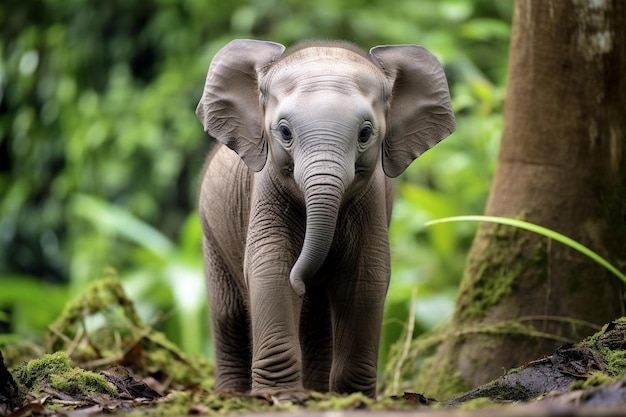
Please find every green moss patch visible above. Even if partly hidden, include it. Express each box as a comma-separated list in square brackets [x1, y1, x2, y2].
[456, 219, 548, 320]
[576, 317, 626, 381]
[14, 352, 116, 397]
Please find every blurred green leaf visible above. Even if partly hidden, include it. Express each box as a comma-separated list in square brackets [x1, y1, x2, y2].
[71, 194, 175, 257]
[460, 18, 511, 41]
[0, 276, 69, 336]
[440, 0, 474, 22]
[397, 183, 458, 257]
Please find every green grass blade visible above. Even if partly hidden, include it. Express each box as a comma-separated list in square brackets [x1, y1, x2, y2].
[425, 215, 626, 285]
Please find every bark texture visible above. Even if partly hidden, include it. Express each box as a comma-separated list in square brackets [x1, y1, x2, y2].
[418, 0, 626, 398]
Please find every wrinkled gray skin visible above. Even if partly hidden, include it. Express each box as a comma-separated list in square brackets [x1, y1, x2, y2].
[196, 39, 455, 399]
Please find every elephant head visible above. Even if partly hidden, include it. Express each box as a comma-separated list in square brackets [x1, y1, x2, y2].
[196, 39, 455, 296]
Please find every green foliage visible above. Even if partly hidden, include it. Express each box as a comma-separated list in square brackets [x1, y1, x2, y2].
[0, 277, 68, 337]
[0, 0, 511, 367]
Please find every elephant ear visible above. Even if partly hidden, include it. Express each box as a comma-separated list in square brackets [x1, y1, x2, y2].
[370, 45, 456, 178]
[196, 39, 285, 172]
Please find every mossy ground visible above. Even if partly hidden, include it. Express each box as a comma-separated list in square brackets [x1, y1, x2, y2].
[148, 390, 423, 416]
[3, 277, 625, 416]
[384, 312, 626, 404]
[2, 277, 427, 415]
[13, 351, 117, 398]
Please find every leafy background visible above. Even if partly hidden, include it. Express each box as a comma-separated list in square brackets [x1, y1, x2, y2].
[0, 0, 511, 370]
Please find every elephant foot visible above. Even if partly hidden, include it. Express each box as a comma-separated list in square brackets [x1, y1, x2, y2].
[254, 389, 310, 405]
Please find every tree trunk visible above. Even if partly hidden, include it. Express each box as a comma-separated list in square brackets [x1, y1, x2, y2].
[417, 0, 626, 399]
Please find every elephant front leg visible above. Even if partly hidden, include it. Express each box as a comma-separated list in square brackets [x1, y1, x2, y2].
[247, 250, 306, 398]
[329, 260, 390, 397]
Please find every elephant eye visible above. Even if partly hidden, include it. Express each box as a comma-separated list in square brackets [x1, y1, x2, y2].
[358, 124, 373, 144]
[278, 125, 293, 143]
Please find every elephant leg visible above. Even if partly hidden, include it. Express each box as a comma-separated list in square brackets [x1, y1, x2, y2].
[203, 236, 251, 393]
[329, 267, 389, 398]
[248, 272, 304, 396]
[300, 284, 332, 392]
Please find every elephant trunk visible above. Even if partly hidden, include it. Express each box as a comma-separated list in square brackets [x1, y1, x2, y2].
[290, 162, 353, 297]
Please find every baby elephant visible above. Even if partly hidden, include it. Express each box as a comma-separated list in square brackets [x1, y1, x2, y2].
[196, 39, 455, 399]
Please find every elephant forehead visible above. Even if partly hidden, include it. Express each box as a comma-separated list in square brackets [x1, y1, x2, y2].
[264, 47, 389, 98]
[289, 91, 375, 121]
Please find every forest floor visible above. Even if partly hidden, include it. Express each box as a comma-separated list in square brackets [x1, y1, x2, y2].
[1, 278, 625, 417]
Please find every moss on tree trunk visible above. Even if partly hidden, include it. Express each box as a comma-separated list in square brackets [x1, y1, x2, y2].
[415, 0, 626, 400]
